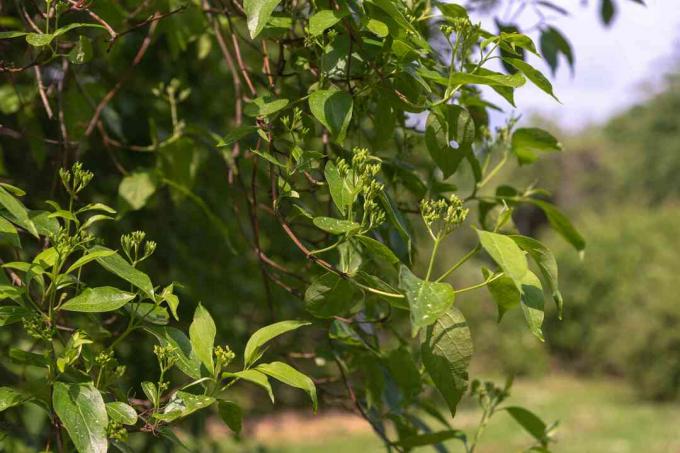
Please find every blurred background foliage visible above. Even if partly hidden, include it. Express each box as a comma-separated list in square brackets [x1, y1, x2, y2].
[464, 70, 680, 402]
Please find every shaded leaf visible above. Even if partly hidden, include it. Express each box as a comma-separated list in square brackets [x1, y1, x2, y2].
[305, 272, 360, 318]
[421, 308, 472, 417]
[218, 400, 243, 433]
[511, 128, 562, 165]
[309, 89, 353, 143]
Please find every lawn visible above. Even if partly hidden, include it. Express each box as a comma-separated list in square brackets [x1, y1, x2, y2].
[242, 374, 680, 453]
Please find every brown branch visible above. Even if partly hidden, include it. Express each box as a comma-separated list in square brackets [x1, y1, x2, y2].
[33, 66, 53, 119]
[66, 0, 117, 40]
[84, 16, 159, 137]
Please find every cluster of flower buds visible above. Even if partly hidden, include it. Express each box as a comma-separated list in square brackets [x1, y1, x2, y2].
[441, 17, 480, 62]
[59, 162, 93, 197]
[51, 227, 93, 257]
[338, 148, 386, 231]
[215, 345, 236, 369]
[420, 194, 469, 238]
[121, 231, 157, 264]
[22, 315, 54, 342]
[107, 421, 127, 442]
[281, 107, 309, 137]
[153, 344, 178, 372]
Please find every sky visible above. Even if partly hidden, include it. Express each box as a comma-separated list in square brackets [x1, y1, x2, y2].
[475, 0, 680, 131]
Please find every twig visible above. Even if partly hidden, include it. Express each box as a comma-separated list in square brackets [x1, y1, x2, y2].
[33, 66, 53, 119]
[84, 16, 159, 136]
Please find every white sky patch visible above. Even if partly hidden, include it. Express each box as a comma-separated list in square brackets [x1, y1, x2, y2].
[475, 0, 680, 131]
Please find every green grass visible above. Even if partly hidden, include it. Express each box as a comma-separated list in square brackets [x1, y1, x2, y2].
[252, 374, 680, 453]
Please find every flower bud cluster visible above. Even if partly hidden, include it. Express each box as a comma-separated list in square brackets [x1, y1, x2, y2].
[59, 162, 93, 197]
[420, 194, 469, 238]
[215, 345, 236, 369]
[22, 315, 54, 342]
[153, 344, 178, 372]
[121, 231, 157, 264]
[338, 148, 386, 231]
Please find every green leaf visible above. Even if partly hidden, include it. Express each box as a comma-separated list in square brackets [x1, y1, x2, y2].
[105, 402, 137, 426]
[425, 104, 475, 178]
[511, 235, 563, 318]
[217, 125, 258, 147]
[503, 58, 559, 101]
[449, 71, 525, 89]
[366, 19, 389, 37]
[0, 217, 20, 247]
[539, 27, 573, 76]
[511, 128, 562, 164]
[155, 391, 215, 422]
[324, 161, 354, 215]
[309, 89, 353, 144]
[437, 3, 469, 20]
[118, 171, 158, 211]
[368, 0, 417, 35]
[141, 381, 158, 407]
[256, 361, 318, 412]
[244, 0, 282, 38]
[91, 246, 155, 298]
[0, 306, 30, 326]
[224, 369, 274, 402]
[53, 382, 108, 453]
[356, 235, 400, 265]
[67, 35, 93, 64]
[305, 272, 360, 319]
[0, 186, 38, 237]
[520, 271, 545, 341]
[60, 287, 135, 312]
[312, 217, 360, 234]
[0, 31, 29, 39]
[505, 406, 548, 442]
[384, 347, 421, 400]
[601, 0, 616, 25]
[65, 248, 117, 274]
[394, 429, 466, 448]
[146, 327, 201, 380]
[0, 387, 31, 412]
[189, 303, 216, 376]
[398, 265, 455, 336]
[26, 33, 55, 47]
[483, 268, 520, 321]
[476, 229, 529, 289]
[243, 95, 289, 117]
[160, 284, 180, 321]
[218, 400, 243, 433]
[127, 303, 169, 325]
[309, 10, 348, 36]
[421, 308, 472, 417]
[243, 320, 310, 368]
[526, 200, 585, 252]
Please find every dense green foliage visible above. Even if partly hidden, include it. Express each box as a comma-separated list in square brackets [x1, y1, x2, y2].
[0, 0, 649, 451]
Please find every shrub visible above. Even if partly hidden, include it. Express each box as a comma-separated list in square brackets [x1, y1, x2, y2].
[546, 205, 680, 400]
